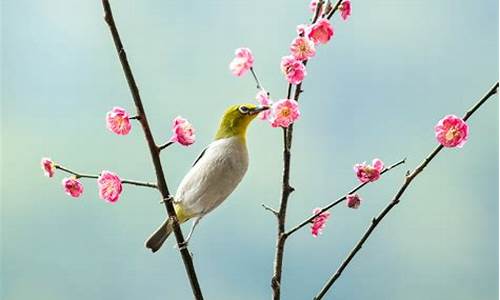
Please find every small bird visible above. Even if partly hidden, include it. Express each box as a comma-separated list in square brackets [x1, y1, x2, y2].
[145, 103, 270, 252]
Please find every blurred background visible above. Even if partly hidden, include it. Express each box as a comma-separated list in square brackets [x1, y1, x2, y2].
[1, 0, 498, 299]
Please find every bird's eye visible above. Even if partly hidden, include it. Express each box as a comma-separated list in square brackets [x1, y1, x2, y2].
[238, 106, 249, 114]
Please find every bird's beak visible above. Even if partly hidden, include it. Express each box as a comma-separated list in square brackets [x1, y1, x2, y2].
[249, 105, 270, 115]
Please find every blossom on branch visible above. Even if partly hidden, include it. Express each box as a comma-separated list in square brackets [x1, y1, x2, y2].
[41, 157, 56, 178]
[229, 48, 254, 77]
[346, 193, 361, 209]
[170, 116, 196, 146]
[256, 90, 273, 121]
[269, 99, 301, 128]
[311, 208, 331, 237]
[106, 107, 132, 135]
[280, 55, 307, 85]
[290, 36, 316, 61]
[339, 0, 352, 21]
[97, 171, 123, 203]
[62, 177, 84, 198]
[354, 159, 384, 183]
[434, 115, 469, 148]
[308, 18, 334, 45]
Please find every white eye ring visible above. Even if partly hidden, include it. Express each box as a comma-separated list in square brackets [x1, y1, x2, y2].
[238, 106, 249, 114]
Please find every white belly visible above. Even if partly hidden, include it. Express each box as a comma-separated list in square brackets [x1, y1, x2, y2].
[175, 136, 249, 217]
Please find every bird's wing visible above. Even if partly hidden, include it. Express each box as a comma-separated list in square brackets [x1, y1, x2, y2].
[192, 147, 208, 167]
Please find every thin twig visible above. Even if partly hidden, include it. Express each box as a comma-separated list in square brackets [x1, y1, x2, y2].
[326, 0, 344, 20]
[262, 204, 279, 217]
[101, 1, 204, 299]
[55, 165, 157, 189]
[285, 158, 406, 237]
[158, 141, 174, 152]
[250, 67, 265, 91]
[313, 81, 499, 300]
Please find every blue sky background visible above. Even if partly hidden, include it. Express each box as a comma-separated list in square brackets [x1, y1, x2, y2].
[1, 0, 498, 299]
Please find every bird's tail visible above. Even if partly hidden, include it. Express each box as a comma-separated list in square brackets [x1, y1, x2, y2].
[145, 218, 173, 253]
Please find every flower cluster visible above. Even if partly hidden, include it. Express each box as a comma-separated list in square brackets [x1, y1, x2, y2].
[106, 107, 132, 135]
[169, 116, 196, 146]
[229, 48, 254, 77]
[256, 91, 301, 128]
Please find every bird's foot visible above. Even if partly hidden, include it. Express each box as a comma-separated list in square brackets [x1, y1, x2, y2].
[174, 240, 189, 251]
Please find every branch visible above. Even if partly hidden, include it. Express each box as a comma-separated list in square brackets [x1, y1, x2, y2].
[285, 158, 406, 237]
[158, 141, 174, 152]
[271, 3, 325, 299]
[313, 81, 499, 300]
[101, 1, 204, 299]
[55, 165, 157, 189]
[326, 0, 344, 20]
[262, 204, 279, 217]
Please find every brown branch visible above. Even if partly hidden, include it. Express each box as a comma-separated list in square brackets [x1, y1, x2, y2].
[158, 141, 174, 151]
[313, 81, 499, 300]
[285, 158, 406, 237]
[100, 1, 204, 299]
[326, 0, 344, 20]
[55, 165, 157, 189]
[270, 3, 326, 299]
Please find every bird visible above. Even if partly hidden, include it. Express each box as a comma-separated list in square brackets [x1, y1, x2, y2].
[145, 103, 270, 252]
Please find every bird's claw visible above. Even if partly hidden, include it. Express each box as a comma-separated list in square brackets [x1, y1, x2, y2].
[174, 241, 189, 251]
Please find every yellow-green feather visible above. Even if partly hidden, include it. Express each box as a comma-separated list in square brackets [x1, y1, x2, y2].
[214, 104, 259, 141]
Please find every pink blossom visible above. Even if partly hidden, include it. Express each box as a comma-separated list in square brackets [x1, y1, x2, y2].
[169, 116, 195, 146]
[41, 157, 55, 178]
[106, 107, 132, 135]
[290, 36, 316, 61]
[256, 90, 273, 121]
[62, 177, 84, 198]
[308, 18, 334, 45]
[296, 24, 309, 36]
[311, 208, 331, 237]
[339, 0, 352, 21]
[354, 159, 384, 183]
[434, 115, 469, 148]
[269, 99, 301, 128]
[229, 47, 254, 77]
[97, 171, 123, 203]
[346, 193, 361, 209]
[280, 55, 307, 85]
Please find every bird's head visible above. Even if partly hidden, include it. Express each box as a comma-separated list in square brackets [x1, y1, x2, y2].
[215, 103, 270, 140]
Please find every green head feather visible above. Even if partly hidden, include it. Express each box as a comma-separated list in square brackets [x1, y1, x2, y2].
[214, 103, 264, 140]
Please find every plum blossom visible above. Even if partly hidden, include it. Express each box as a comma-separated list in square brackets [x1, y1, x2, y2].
[41, 157, 56, 178]
[354, 159, 384, 183]
[62, 177, 84, 198]
[256, 90, 273, 121]
[169, 116, 195, 146]
[311, 208, 331, 237]
[309, 0, 319, 12]
[346, 193, 361, 209]
[229, 47, 254, 77]
[106, 107, 132, 135]
[269, 99, 301, 128]
[308, 18, 334, 45]
[434, 115, 469, 148]
[280, 55, 307, 85]
[290, 36, 316, 61]
[97, 171, 123, 203]
[296, 24, 309, 36]
[339, 0, 352, 21]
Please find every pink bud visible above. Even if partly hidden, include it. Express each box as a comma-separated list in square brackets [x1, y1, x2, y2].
[170, 116, 195, 146]
[97, 171, 123, 203]
[41, 157, 55, 178]
[434, 115, 469, 148]
[290, 36, 316, 61]
[346, 193, 361, 209]
[353, 159, 384, 183]
[256, 90, 273, 121]
[339, 0, 352, 21]
[311, 208, 331, 237]
[106, 107, 132, 135]
[229, 47, 254, 77]
[308, 18, 334, 45]
[62, 177, 84, 198]
[280, 55, 307, 85]
[269, 99, 301, 128]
